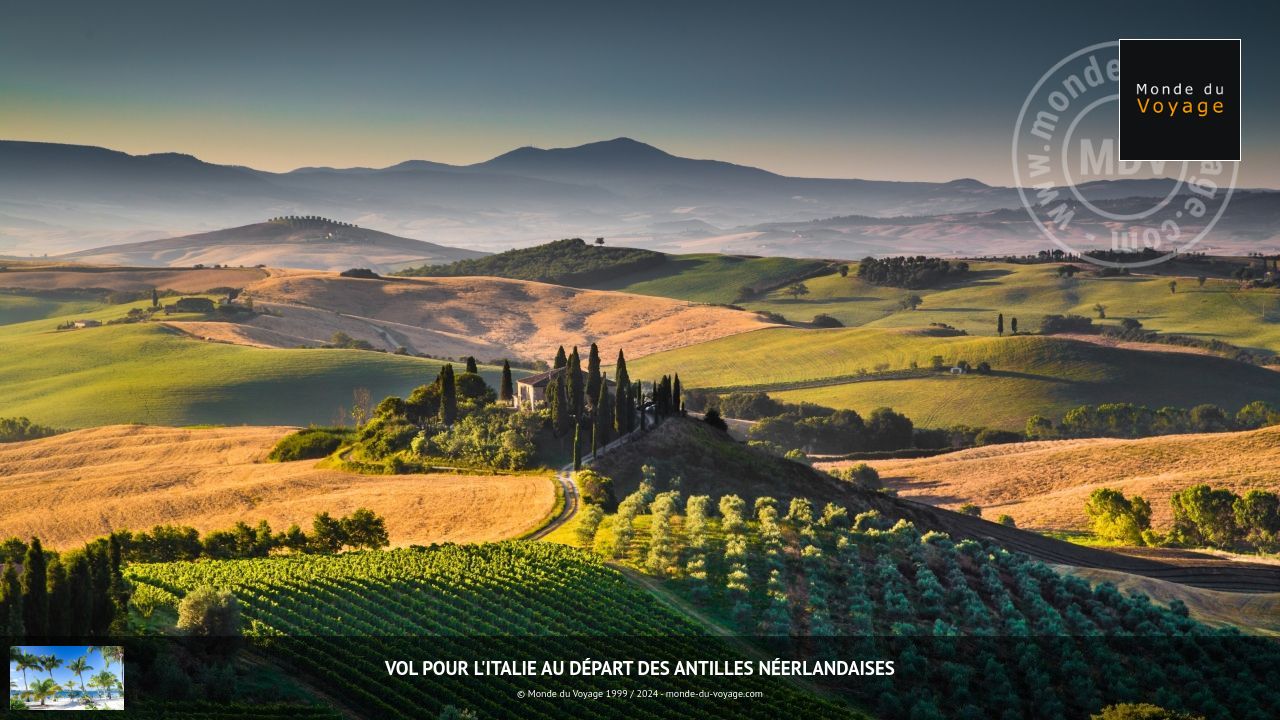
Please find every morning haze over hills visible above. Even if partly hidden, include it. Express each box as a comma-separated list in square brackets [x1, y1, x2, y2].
[6, 136, 1280, 720]
[4, 137, 1278, 262]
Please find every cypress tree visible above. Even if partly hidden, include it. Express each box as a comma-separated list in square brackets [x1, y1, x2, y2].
[107, 533, 129, 623]
[88, 544, 113, 636]
[21, 537, 48, 636]
[594, 372, 612, 453]
[553, 346, 567, 369]
[997, 313, 1004, 336]
[567, 347, 585, 419]
[66, 553, 92, 638]
[673, 374, 682, 415]
[586, 343, 602, 409]
[1011, 317, 1018, 334]
[1, 564, 22, 635]
[659, 376, 673, 419]
[438, 364, 458, 425]
[151, 287, 159, 308]
[548, 374, 571, 436]
[465, 356, 479, 374]
[572, 420, 582, 471]
[614, 350, 631, 435]
[499, 360, 514, 403]
[638, 382, 648, 431]
[46, 557, 70, 637]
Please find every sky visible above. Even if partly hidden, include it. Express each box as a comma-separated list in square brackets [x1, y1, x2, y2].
[2, 0, 1278, 186]
[9, 646, 122, 693]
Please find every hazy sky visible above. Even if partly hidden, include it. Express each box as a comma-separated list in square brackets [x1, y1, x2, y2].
[3, 0, 1278, 186]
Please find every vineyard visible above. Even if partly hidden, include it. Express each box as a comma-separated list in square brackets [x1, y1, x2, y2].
[125, 543, 863, 719]
[582, 478, 1280, 720]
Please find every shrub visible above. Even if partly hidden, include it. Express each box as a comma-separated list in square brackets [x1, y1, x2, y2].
[1085, 488, 1152, 545]
[837, 463, 881, 491]
[177, 586, 241, 636]
[702, 408, 729, 432]
[575, 470, 615, 508]
[974, 428, 1022, 446]
[810, 313, 843, 328]
[267, 427, 353, 462]
[957, 503, 982, 517]
[1039, 314, 1094, 334]
[996, 514, 1016, 527]
[1169, 484, 1239, 548]
[327, 331, 374, 350]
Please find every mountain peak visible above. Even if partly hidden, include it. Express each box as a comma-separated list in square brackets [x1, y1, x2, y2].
[479, 137, 672, 167]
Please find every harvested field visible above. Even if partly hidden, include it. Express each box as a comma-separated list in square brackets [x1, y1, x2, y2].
[0, 425, 555, 548]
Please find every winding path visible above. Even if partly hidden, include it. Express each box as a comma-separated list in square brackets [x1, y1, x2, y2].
[525, 465, 578, 540]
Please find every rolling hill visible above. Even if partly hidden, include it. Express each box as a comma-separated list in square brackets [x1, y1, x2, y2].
[59, 217, 485, 272]
[0, 425, 555, 548]
[402, 237, 832, 305]
[175, 270, 778, 363]
[739, 261, 1280, 353]
[0, 305, 497, 427]
[819, 425, 1280, 532]
[584, 417, 1280, 593]
[629, 327, 1280, 429]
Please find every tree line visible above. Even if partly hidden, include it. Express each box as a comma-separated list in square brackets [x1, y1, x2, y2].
[0, 416, 58, 443]
[1027, 400, 1280, 440]
[0, 535, 128, 637]
[1086, 485, 1280, 551]
[856, 256, 970, 289]
[118, 509, 390, 563]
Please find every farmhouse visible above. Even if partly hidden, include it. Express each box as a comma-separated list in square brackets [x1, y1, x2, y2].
[73, 319, 101, 328]
[514, 367, 615, 410]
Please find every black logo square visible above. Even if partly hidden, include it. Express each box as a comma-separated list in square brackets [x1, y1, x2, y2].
[1119, 39, 1240, 161]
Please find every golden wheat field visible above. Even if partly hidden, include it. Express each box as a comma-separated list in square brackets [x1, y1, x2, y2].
[817, 426, 1280, 531]
[0, 425, 556, 548]
[170, 270, 776, 362]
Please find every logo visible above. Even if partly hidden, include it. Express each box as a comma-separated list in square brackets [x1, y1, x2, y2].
[1012, 41, 1238, 268]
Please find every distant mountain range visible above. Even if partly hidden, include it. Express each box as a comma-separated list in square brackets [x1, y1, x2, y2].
[59, 218, 486, 272]
[1, 138, 1276, 260]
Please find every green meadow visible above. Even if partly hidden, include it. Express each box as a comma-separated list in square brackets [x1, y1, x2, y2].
[630, 327, 1280, 430]
[744, 262, 1280, 352]
[0, 293, 107, 325]
[586, 253, 828, 304]
[0, 304, 505, 428]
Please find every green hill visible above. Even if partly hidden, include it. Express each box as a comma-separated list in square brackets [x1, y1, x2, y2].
[0, 292, 106, 324]
[630, 328, 1280, 429]
[584, 252, 831, 304]
[397, 237, 666, 285]
[581, 471, 1280, 720]
[400, 239, 830, 305]
[0, 307, 502, 428]
[742, 261, 1280, 352]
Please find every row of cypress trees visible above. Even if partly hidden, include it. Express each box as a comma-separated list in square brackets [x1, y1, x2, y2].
[0, 535, 128, 638]
[542, 344, 653, 468]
